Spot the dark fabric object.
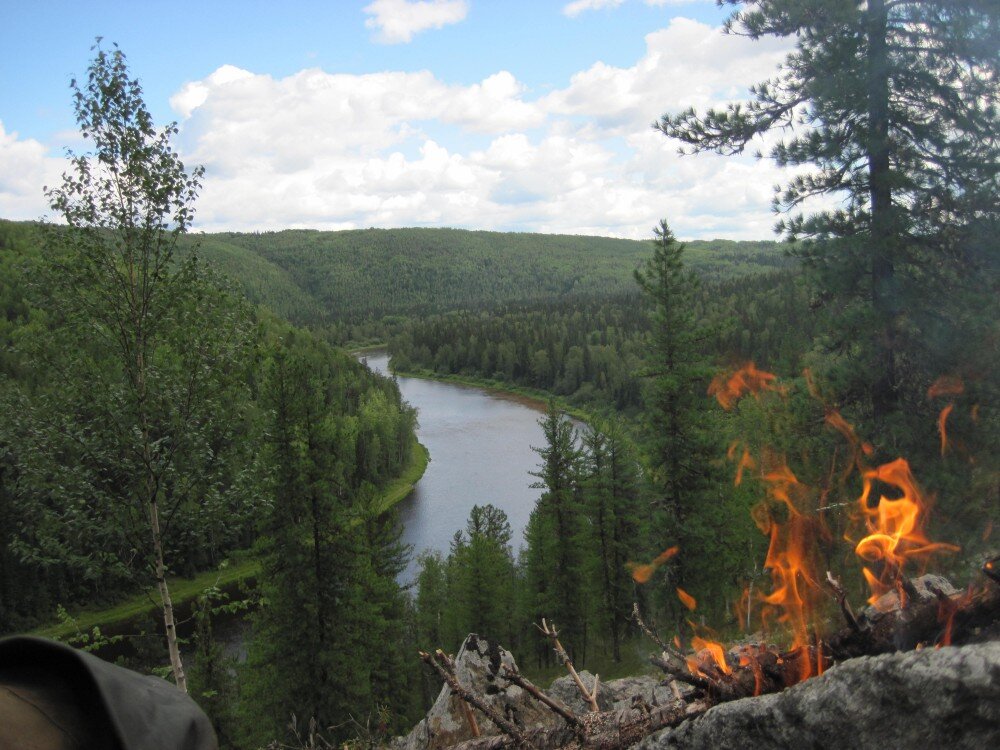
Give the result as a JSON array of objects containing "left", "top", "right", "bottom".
[{"left": 0, "top": 636, "right": 217, "bottom": 750}]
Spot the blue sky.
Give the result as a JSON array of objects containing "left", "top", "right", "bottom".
[{"left": 0, "top": 0, "right": 797, "bottom": 239}]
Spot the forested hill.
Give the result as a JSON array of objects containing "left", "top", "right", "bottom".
[{"left": 185, "top": 227, "right": 791, "bottom": 326}]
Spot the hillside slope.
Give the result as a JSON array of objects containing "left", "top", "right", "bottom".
[{"left": 191, "top": 227, "right": 791, "bottom": 325}]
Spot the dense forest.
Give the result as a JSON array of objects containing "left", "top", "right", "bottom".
[
  {"left": 2, "top": 3, "right": 999, "bottom": 749},
  {"left": 185, "top": 227, "right": 793, "bottom": 344}
]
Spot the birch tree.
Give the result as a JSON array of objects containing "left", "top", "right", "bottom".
[{"left": 40, "top": 41, "right": 252, "bottom": 691}]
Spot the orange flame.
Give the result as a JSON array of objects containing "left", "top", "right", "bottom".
[
  {"left": 676, "top": 587, "right": 697, "bottom": 611},
  {"left": 690, "top": 636, "right": 731, "bottom": 675},
  {"left": 756, "top": 461, "right": 828, "bottom": 683},
  {"left": 854, "top": 459, "right": 959, "bottom": 605},
  {"left": 628, "top": 545, "right": 679, "bottom": 584},
  {"left": 734, "top": 584, "right": 752, "bottom": 631},
  {"left": 937, "top": 586, "right": 975, "bottom": 647},
  {"left": 927, "top": 376, "right": 964, "bottom": 399},
  {"left": 825, "top": 409, "right": 874, "bottom": 459},
  {"left": 927, "top": 377, "right": 964, "bottom": 457},
  {"left": 937, "top": 403, "right": 955, "bottom": 457},
  {"left": 727, "top": 442, "right": 757, "bottom": 486},
  {"left": 709, "top": 363, "right": 784, "bottom": 410}
]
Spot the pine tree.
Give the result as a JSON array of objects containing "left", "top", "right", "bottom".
[
  {"left": 581, "top": 419, "right": 643, "bottom": 662},
  {"left": 659, "top": 1, "right": 999, "bottom": 431},
  {"left": 242, "top": 332, "right": 407, "bottom": 742}
]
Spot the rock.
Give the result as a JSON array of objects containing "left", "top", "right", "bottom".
[
  {"left": 600, "top": 674, "right": 687, "bottom": 713},
  {"left": 391, "top": 635, "right": 559, "bottom": 750},
  {"left": 636, "top": 641, "right": 1000, "bottom": 750},
  {"left": 546, "top": 671, "right": 614, "bottom": 713}
]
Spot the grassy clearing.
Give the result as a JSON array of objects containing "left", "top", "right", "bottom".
[{"left": 30, "top": 439, "right": 428, "bottom": 641}]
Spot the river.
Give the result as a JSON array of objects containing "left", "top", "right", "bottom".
[
  {"left": 91, "top": 351, "right": 555, "bottom": 665},
  {"left": 361, "top": 351, "right": 549, "bottom": 584}
]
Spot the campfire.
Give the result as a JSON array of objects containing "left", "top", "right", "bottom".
[{"left": 644, "top": 364, "right": 994, "bottom": 701}]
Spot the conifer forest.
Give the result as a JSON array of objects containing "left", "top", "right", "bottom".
[{"left": 0, "top": 3, "right": 997, "bottom": 749}]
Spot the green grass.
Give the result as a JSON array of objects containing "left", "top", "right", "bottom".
[{"left": 30, "top": 440, "right": 429, "bottom": 641}]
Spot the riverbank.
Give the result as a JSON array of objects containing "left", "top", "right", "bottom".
[
  {"left": 388, "top": 364, "right": 601, "bottom": 427},
  {"left": 30, "top": 439, "right": 429, "bottom": 641}
]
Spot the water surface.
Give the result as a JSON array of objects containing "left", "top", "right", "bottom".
[{"left": 362, "top": 352, "right": 548, "bottom": 583}]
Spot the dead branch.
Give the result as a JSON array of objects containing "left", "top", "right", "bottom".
[
  {"left": 420, "top": 651, "right": 531, "bottom": 749},
  {"left": 631, "top": 603, "right": 686, "bottom": 666},
  {"left": 825, "top": 571, "right": 862, "bottom": 633},
  {"left": 648, "top": 655, "right": 711, "bottom": 693},
  {"left": 500, "top": 665, "right": 583, "bottom": 729},
  {"left": 536, "top": 619, "right": 599, "bottom": 713},
  {"left": 443, "top": 701, "right": 710, "bottom": 750}
]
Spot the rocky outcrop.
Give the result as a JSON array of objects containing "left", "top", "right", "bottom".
[
  {"left": 636, "top": 641, "right": 1000, "bottom": 750},
  {"left": 393, "top": 635, "right": 559, "bottom": 750},
  {"left": 396, "top": 635, "right": 1000, "bottom": 750}
]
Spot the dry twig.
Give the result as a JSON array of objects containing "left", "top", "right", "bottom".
[
  {"left": 499, "top": 665, "right": 582, "bottom": 729},
  {"left": 536, "top": 619, "right": 600, "bottom": 713}
]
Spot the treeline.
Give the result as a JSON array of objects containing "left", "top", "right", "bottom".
[
  {"left": 0, "top": 218, "right": 421, "bottom": 745},
  {"left": 411, "top": 413, "right": 648, "bottom": 672},
  {"left": 169, "top": 226, "right": 791, "bottom": 340},
  {"left": 388, "top": 270, "right": 820, "bottom": 411}
]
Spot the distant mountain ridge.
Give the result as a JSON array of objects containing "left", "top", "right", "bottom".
[{"left": 186, "top": 227, "right": 792, "bottom": 326}]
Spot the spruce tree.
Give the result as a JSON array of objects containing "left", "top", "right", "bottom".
[
  {"left": 581, "top": 420, "right": 642, "bottom": 662},
  {"left": 524, "top": 405, "right": 586, "bottom": 664},
  {"left": 633, "top": 221, "right": 721, "bottom": 621}
]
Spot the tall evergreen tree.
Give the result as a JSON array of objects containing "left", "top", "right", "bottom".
[
  {"left": 580, "top": 420, "right": 643, "bottom": 662},
  {"left": 524, "top": 405, "right": 586, "bottom": 664},
  {"left": 449, "top": 505, "right": 518, "bottom": 646},
  {"left": 659, "top": 1, "right": 999, "bottom": 432},
  {"left": 240, "top": 336, "right": 415, "bottom": 745},
  {"left": 633, "top": 221, "right": 721, "bottom": 620}
]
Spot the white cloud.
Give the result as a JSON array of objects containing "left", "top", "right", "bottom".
[
  {"left": 0, "top": 122, "right": 62, "bottom": 220},
  {"left": 160, "top": 17, "right": 803, "bottom": 239},
  {"left": 363, "top": 0, "right": 469, "bottom": 44},
  {"left": 563, "top": 0, "right": 625, "bottom": 18},
  {"left": 542, "top": 18, "right": 788, "bottom": 132},
  {"left": 0, "top": 17, "right": 808, "bottom": 240}
]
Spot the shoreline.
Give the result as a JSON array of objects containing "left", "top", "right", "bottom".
[{"left": 29, "top": 438, "right": 429, "bottom": 641}]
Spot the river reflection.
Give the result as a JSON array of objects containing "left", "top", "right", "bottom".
[{"left": 362, "top": 352, "right": 548, "bottom": 584}]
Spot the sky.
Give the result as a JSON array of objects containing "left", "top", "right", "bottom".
[{"left": 0, "top": 0, "right": 798, "bottom": 240}]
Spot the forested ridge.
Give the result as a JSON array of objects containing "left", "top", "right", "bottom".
[{"left": 188, "top": 227, "right": 792, "bottom": 342}]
